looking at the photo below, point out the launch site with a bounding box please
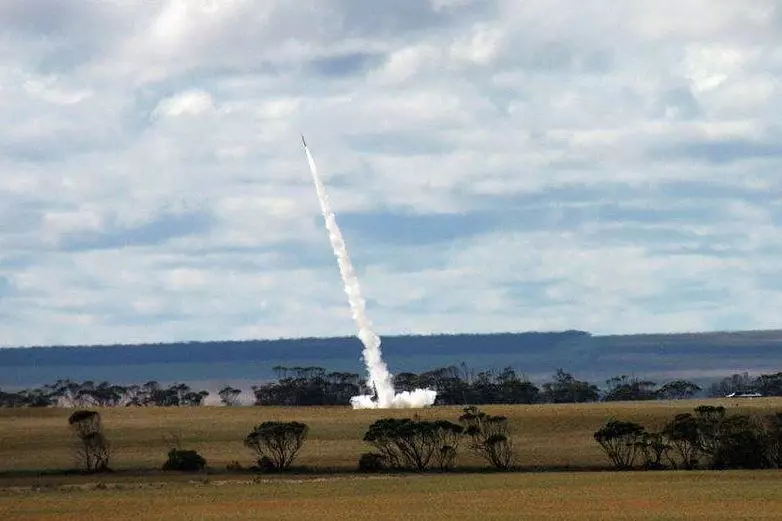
[2,1,782,520]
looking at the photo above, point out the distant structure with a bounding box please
[725,392,763,398]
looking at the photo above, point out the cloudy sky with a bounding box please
[1,0,781,347]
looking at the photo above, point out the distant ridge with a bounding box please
[1,329,780,388]
[3,328,782,358]
[598,329,782,341]
[0,331,590,366]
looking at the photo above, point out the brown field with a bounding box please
[2,398,781,473]
[2,399,782,520]
[3,471,782,520]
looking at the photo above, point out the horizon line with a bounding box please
[2,327,782,350]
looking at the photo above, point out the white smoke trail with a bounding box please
[303,141,436,409]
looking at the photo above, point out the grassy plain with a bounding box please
[3,471,782,520]
[2,399,782,520]
[2,398,782,473]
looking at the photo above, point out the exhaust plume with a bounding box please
[303,139,436,409]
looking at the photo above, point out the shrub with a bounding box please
[459,406,516,470]
[711,415,769,469]
[257,456,277,472]
[637,432,670,470]
[358,452,386,472]
[162,449,207,472]
[593,420,646,469]
[437,445,458,471]
[68,410,111,473]
[607,405,782,472]
[431,420,463,470]
[689,406,771,469]
[662,413,701,469]
[692,405,727,458]
[363,417,464,471]
[244,421,309,471]
[764,413,782,468]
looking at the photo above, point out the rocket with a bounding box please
[301,134,307,148]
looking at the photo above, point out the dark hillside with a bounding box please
[0,329,781,388]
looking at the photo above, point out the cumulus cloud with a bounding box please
[0,0,781,347]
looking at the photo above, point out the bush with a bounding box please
[68,410,111,473]
[459,406,516,470]
[257,456,277,472]
[764,413,782,468]
[162,449,207,472]
[691,406,771,469]
[431,420,463,470]
[358,452,386,472]
[661,413,701,469]
[637,432,670,470]
[711,415,769,469]
[602,405,782,472]
[692,405,727,458]
[244,421,309,472]
[593,420,646,469]
[363,417,464,471]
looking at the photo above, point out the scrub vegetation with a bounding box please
[2,399,782,520]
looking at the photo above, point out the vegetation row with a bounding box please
[595,405,782,470]
[3,367,781,408]
[61,403,782,476]
[64,405,515,474]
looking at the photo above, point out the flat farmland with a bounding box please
[3,399,782,520]
[2,398,782,473]
[3,471,782,521]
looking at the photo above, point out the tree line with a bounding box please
[4,367,782,408]
[595,405,782,470]
[249,366,782,405]
[67,402,782,476]
[65,405,515,474]
[0,380,210,407]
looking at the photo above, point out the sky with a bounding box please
[1,0,781,347]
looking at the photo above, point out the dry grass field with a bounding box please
[2,398,781,473]
[3,471,782,520]
[2,399,782,520]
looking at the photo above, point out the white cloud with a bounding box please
[449,24,504,66]
[0,0,781,347]
[152,89,216,119]
[371,44,443,84]
[23,77,93,105]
